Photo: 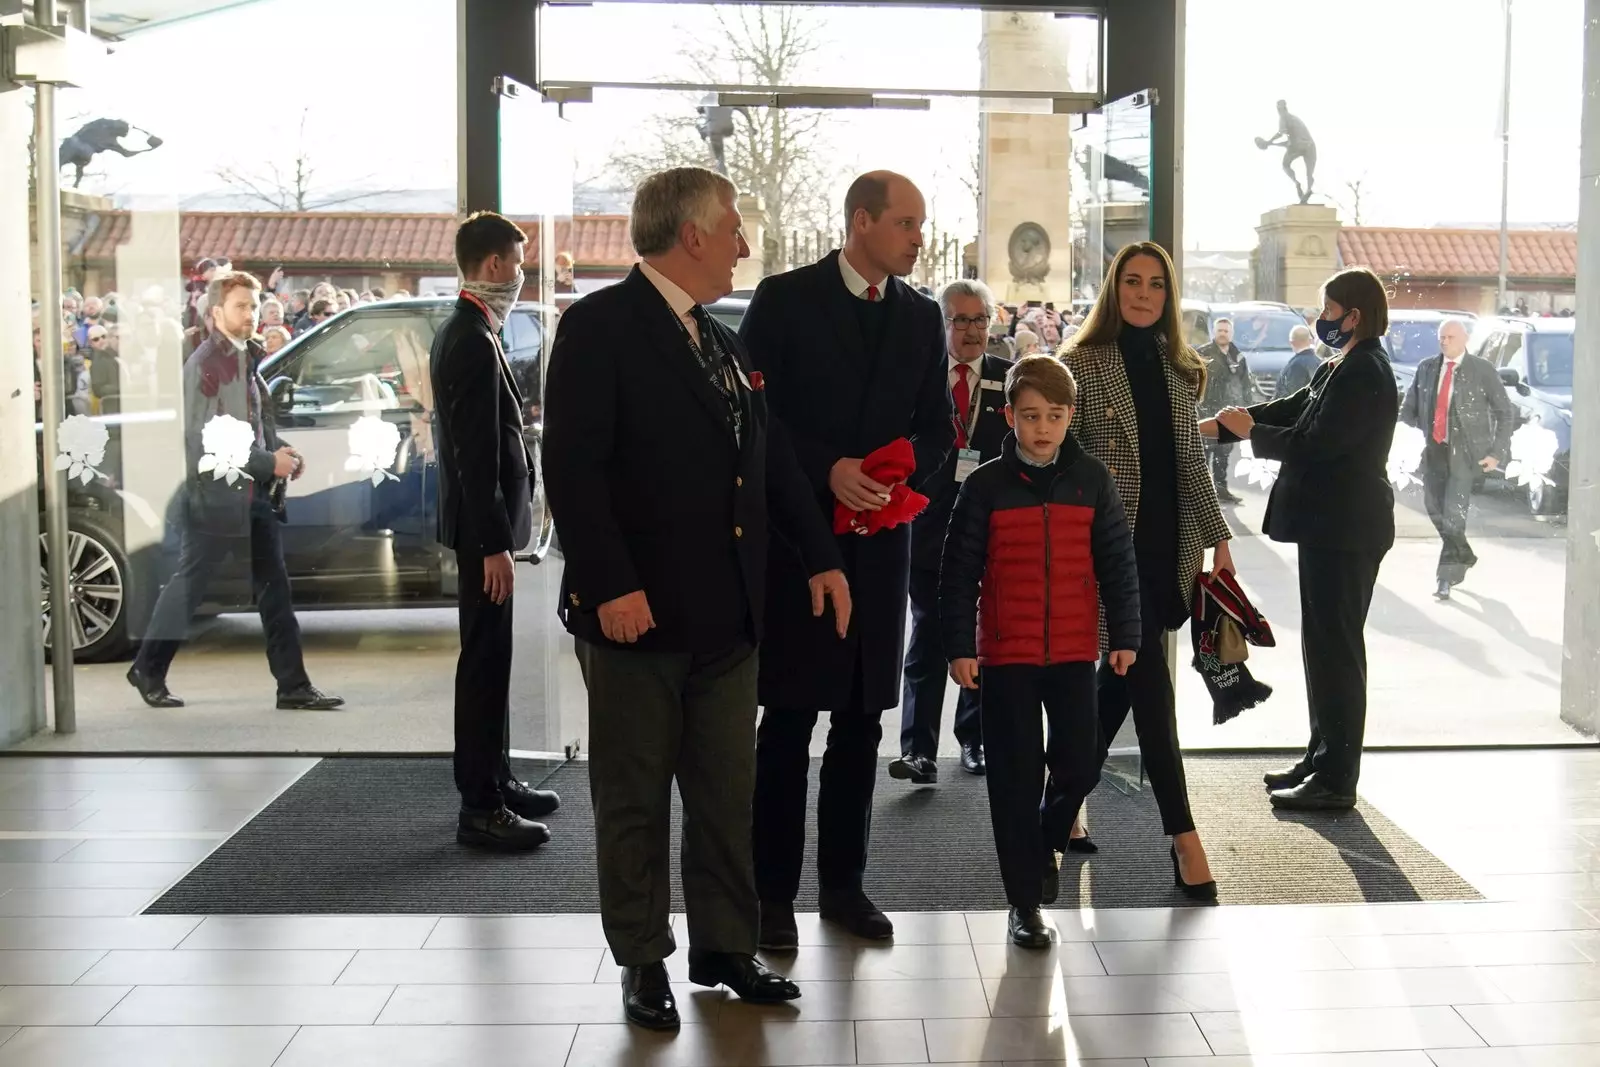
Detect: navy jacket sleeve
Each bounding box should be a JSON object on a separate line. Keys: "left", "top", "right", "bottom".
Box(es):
{"left": 1250, "top": 353, "right": 1391, "bottom": 466}
{"left": 540, "top": 301, "right": 641, "bottom": 605}
{"left": 766, "top": 413, "right": 845, "bottom": 577}
{"left": 437, "top": 328, "right": 514, "bottom": 555}
{"left": 938, "top": 468, "right": 991, "bottom": 662}
{"left": 1090, "top": 462, "right": 1142, "bottom": 652}
{"left": 907, "top": 300, "right": 957, "bottom": 493}
{"left": 740, "top": 278, "right": 843, "bottom": 493}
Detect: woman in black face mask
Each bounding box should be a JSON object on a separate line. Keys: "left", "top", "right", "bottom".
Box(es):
{"left": 1203, "top": 267, "right": 1398, "bottom": 812}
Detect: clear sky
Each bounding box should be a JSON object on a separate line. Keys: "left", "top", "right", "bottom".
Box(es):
{"left": 62, "top": 0, "right": 1583, "bottom": 254}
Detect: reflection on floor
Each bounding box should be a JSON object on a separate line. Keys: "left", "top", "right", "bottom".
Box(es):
{"left": 0, "top": 748, "right": 1593, "bottom": 1065}
{"left": 16, "top": 477, "right": 1592, "bottom": 754}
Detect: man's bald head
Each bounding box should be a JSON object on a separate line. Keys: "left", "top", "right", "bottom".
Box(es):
{"left": 842, "top": 170, "right": 926, "bottom": 281}
{"left": 844, "top": 170, "right": 915, "bottom": 230}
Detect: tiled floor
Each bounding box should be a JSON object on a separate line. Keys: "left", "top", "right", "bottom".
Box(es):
{"left": 0, "top": 749, "right": 1593, "bottom": 1066}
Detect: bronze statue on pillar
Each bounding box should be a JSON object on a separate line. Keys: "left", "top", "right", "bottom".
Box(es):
{"left": 695, "top": 95, "right": 743, "bottom": 177}
{"left": 1255, "top": 100, "right": 1317, "bottom": 204}
{"left": 58, "top": 119, "right": 163, "bottom": 189}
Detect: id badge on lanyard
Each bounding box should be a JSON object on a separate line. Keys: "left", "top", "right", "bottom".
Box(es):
{"left": 954, "top": 448, "right": 981, "bottom": 483}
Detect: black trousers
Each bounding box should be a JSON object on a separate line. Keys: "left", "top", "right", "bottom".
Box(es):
{"left": 134, "top": 499, "right": 309, "bottom": 692}
{"left": 981, "top": 661, "right": 1097, "bottom": 908}
{"left": 453, "top": 549, "right": 515, "bottom": 811}
{"left": 1422, "top": 442, "right": 1478, "bottom": 584}
{"left": 900, "top": 566, "right": 981, "bottom": 758}
{"left": 753, "top": 660, "right": 881, "bottom": 901}
{"left": 1296, "top": 545, "right": 1385, "bottom": 792}
{"left": 1207, "top": 441, "right": 1235, "bottom": 489}
{"left": 578, "top": 639, "right": 760, "bottom": 967}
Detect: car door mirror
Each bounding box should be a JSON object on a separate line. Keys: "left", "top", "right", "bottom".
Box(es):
{"left": 1498, "top": 367, "right": 1520, "bottom": 388}
{"left": 267, "top": 375, "right": 295, "bottom": 415}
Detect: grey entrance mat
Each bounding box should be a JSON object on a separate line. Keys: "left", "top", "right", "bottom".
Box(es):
{"left": 145, "top": 755, "right": 1478, "bottom": 914}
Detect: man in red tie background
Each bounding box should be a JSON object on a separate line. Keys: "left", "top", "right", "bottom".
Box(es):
{"left": 892, "top": 280, "right": 1014, "bottom": 785}
{"left": 1400, "top": 318, "right": 1516, "bottom": 600}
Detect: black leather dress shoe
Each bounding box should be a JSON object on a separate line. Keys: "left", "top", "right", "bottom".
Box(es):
{"left": 622, "top": 961, "right": 679, "bottom": 1029}
{"left": 1434, "top": 578, "right": 1452, "bottom": 600}
{"left": 1008, "top": 906, "right": 1052, "bottom": 948}
{"left": 888, "top": 754, "right": 938, "bottom": 784}
{"left": 758, "top": 901, "right": 799, "bottom": 951}
{"left": 502, "top": 779, "right": 561, "bottom": 819}
{"left": 688, "top": 951, "right": 801, "bottom": 1002}
{"left": 127, "top": 665, "right": 183, "bottom": 708}
{"left": 276, "top": 684, "right": 345, "bottom": 710}
{"left": 1269, "top": 774, "right": 1357, "bottom": 812}
{"left": 456, "top": 806, "right": 550, "bottom": 851}
{"left": 1263, "top": 763, "right": 1312, "bottom": 792}
{"left": 819, "top": 888, "right": 893, "bottom": 939}
{"left": 960, "top": 743, "right": 986, "bottom": 776}
{"left": 1041, "top": 851, "right": 1060, "bottom": 906}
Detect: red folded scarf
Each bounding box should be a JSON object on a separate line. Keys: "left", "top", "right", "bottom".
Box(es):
{"left": 832, "top": 437, "right": 929, "bottom": 536}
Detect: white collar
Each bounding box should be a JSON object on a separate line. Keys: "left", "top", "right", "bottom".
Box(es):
{"left": 949, "top": 353, "right": 981, "bottom": 375}
{"left": 838, "top": 251, "right": 886, "bottom": 300}
{"left": 640, "top": 260, "right": 697, "bottom": 321}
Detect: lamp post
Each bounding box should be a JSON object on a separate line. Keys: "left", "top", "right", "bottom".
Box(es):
{"left": 1497, "top": 0, "right": 1513, "bottom": 312}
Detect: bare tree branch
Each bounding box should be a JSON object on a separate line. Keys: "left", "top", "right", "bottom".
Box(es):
{"left": 213, "top": 108, "right": 405, "bottom": 212}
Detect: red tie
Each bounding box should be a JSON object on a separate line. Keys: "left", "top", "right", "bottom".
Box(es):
{"left": 1433, "top": 360, "right": 1455, "bottom": 444}
{"left": 952, "top": 364, "right": 971, "bottom": 449}
{"left": 866, "top": 285, "right": 879, "bottom": 302}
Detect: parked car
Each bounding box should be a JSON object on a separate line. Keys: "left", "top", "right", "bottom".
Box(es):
{"left": 1182, "top": 300, "right": 1306, "bottom": 400}
{"left": 1467, "top": 315, "right": 1575, "bottom": 516}
{"left": 37, "top": 298, "right": 554, "bottom": 662}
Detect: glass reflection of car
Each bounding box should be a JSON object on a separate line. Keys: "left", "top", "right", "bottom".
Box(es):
{"left": 1384, "top": 309, "right": 1472, "bottom": 401}
{"left": 1182, "top": 300, "right": 1306, "bottom": 400}
{"left": 37, "top": 297, "right": 553, "bottom": 662}
{"left": 1468, "top": 315, "right": 1575, "bottom": 516}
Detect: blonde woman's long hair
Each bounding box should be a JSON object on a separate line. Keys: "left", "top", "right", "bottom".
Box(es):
{"left": 1067, "top": 241, "right": 1207, "bottom": 394}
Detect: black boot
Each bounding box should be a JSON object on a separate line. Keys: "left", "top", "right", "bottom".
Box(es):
{"left": 456, "top": 806, "right": 550, "bottom": 852}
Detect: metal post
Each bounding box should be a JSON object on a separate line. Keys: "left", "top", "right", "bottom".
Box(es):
{"left": 1497, "top": 0, "right": 1513, "bottom": 311}
{"left": 32, "top": 0, "right": 75, "bottom": 732}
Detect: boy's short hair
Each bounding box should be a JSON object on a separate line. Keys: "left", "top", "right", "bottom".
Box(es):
{"left": 1005, "top": 354, "right": 1077, "bottom": 408}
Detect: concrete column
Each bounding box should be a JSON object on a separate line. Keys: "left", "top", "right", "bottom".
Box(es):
{"left": 0, "top": 87, "right": 48, "bottom": 746}
{"left": 1253, "top": 204, "right": 1340, "bottom": 307}
{"left": 1560, "top": 0, "right": 1600, "bottom": 737}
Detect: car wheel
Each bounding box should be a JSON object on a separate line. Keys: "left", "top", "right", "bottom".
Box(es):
{"left": 1527, "top": 476, "right": 1564, "bottom": 517}
{"left": 40, "top": 515, "right": 132, "bottom": 663}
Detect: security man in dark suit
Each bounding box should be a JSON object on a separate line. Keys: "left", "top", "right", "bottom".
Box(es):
{"left": 543, "top": 167, "right": 851, "bottom": 1031}
{"left": 1196, "top": 317, "right": 1254, "bottom": 503}
{"left": 891, "top": 278, "right": 1012, "bottom": 785}
{"left": 739, "top": 171, "right": 955, "bottom": 949}
{"left": 1400, "top": 317, "right": 1515, "bottom": 599}
{"left": 430, "top": 212, "right": 560, "bottom": 853}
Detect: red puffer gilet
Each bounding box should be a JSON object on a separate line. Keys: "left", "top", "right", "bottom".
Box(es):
{"left": 939, "top": 433, "right": 1142, "bottom": 667}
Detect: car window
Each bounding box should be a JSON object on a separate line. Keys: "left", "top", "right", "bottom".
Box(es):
{"left": 1500, "top": 331, "right": 1523, "bottom": 369}
{"left": 1183, "top": 309, "right": 1210, "bottom": 348}
{"left": 706, "top": 304, "right": 744, "bottom": 332}
{"left": 1477, "top": 332, "right": 1504, "bottom": 367}
{"left": 1224, "top": 310, "right": 1302, "bottom": 352}
{"left": 1528, "top": 334, "right": 1573, "bottom": 388}
{"left": 506, "top": 310, "right": 543, "bottom": 355}
{"left": 1383, "top": 321, "right": 1442, "bottom": 365}
{"left": 294, "top": 312, "right": 441, "bottom": 413}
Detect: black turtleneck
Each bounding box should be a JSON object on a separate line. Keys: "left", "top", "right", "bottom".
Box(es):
{"left": 1119, "top": 323, "right": 1182, "bottom": 622}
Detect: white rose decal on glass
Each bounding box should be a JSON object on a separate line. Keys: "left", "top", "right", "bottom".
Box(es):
{"left": 1504, "top": 422, "right": 1560, "bottom": 491}
{"left": 346, "top": 415, "right": 401, "bottom": 486}
{"left": 1387, "top": 422, "right": 1425, "bottom": 491}
{"left": 1232, "top": 440, "right": 1280, "bottom": 491}
{"left": 197, "top": 413, "right": 256, "bottom": 485}
{"left": 54, "top": 414, "right": 109, "bottom": 485}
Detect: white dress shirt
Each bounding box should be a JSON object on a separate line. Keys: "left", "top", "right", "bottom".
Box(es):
{"left": 640, "top": 260, "right": 700, "bottom": 346}
{"left": 838, "top": 252, "right": 886, "bottom": 301}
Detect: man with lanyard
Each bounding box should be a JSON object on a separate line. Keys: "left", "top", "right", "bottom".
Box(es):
{"left": 892, "top": 279, "right": 1013, "bottom": 784}
{"left": 430, "top": 211, "right": 560, "bottom": 852}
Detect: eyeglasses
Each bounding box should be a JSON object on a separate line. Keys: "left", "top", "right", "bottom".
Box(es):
{"left": 89, "top": 334, "right": 109, "bottom": 343}
{"left": 946, "top": 315, "right": 990, "bottom": 331}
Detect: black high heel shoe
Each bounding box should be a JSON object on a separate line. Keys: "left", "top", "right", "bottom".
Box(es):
{"left": 1066, "top": 835, "right": 1098, "bottom": 854}
{"left": 1170, "top": 845, "right": 1218, "bottom": 902}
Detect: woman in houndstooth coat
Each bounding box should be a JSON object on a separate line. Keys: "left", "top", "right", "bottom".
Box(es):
{"left": 1055, "top": 242, "right": 1234, "bottom": 901}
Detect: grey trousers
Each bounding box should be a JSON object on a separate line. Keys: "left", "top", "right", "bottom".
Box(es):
{"left": 577, "top": 638, "right": 760, "bottom": 967}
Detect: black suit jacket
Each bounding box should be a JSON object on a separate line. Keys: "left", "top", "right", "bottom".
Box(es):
{"left": 542, "top": 266, "right": 842, "bottom": 654}
{"left": 1246, "top": 337, "right": 1398, "bottom": 554}
{"left": 1400, "top": 353, "right": 1515, "bottom": 465}
{"left": 738, "top": 250, "right": 955, "bottom": 711}
{"left": 911, "top": 351, "right": 1013, "bottom": 573}
{"left": 430, "top": 297, "right": 533, "bottom": 557}
{"left": 1277, "top": 347, "right": 1321, "bottom": 398}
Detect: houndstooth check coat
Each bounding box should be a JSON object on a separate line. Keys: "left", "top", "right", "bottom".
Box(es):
{"left": 1062, "top": 336, "right": 1233, "bottom": 650}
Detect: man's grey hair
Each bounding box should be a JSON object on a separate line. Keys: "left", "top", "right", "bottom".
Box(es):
{"left": 939, "top": 279, "right": 996, "bottom": 319}
{"left": 1289, "top": 324, "right": 1314, "bottom": 347}
{"left": 631, "top": 167, "right": 737, "bottom": 258}
{"left": 1212, "top": 317, "right": 1233, "bottom": 329}
{"left": 1437, "top": 317, "right": 1472, "bottom": 337}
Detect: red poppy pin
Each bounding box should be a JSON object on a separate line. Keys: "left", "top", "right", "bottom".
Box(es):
{"left": 748, "top": 371, "right": 765, "bottom": 392}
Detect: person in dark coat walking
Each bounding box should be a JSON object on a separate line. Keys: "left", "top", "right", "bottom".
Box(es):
{"left": 429, "top": 212, "right": 561, "bottom": 854}
{"left": 1196, "top": 318, "right": 1254, "bottom": 503}
{"left": 1399, "top": 318, "right": 1515, "bottom": 599}
{"left": 891, "top": 278, "right": 1012, "bottom": 786}
{"left": 544, "top": 168, "right": 851, "bottom": 1030}
{"left": 740, "top": 171, "right": 955, "bottom": 949}
{"left": 1277, "top": 324, "right": 1322, "bottom": 398}
{"left": 1209, "top": 267, "right": 1398, "bottom": 811}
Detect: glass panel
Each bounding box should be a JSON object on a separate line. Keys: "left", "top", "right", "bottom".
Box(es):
{"left": 540, "top": 3, "right": 1100, "bottom": 100}
{"left": 1181, "top": 0, "right": 1587, "bottom": 748}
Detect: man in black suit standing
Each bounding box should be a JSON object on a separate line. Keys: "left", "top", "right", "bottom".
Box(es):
{"left": 1400, "top": 317, "right": 1515, "bottom": 600}
{"left": 740, "top": 171, "right": 955, "bottom": 948}
{"left": 543, "top": 167, "right": 851, "bottom": 1030}
{"left": 1196, "top": 318, "right": 1254, "bottom": 503}
{"left": 891, "top": 279, "right": 1012, "bottom": 785}
{"left": 430, "top": 212, "right": 560, "bottom": 853}
{"left": 1277, "top": 324, "right": 1322, "bottom": 397}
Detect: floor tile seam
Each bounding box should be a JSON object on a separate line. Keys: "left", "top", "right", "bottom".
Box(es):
{"left": 267, "top": 1024, "right": 304, "bottom": 1067}
{"left": 66, "top": 949, "right": 109, "bottom": 984}
{"left": 1446, "top": 1001, "right": 1494, "bottom": 1049}
{"left": 91, "top": 985, "right": 136, "bottom": 1025}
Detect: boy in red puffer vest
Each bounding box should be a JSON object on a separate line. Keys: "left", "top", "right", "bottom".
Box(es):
{"left": 939, "top": 355, "right": 1141, "bottom": 948}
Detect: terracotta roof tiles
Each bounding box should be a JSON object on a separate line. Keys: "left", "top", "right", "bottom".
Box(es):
{"left": 1338, "top": 227, "right": 1576, "bottom": 281}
